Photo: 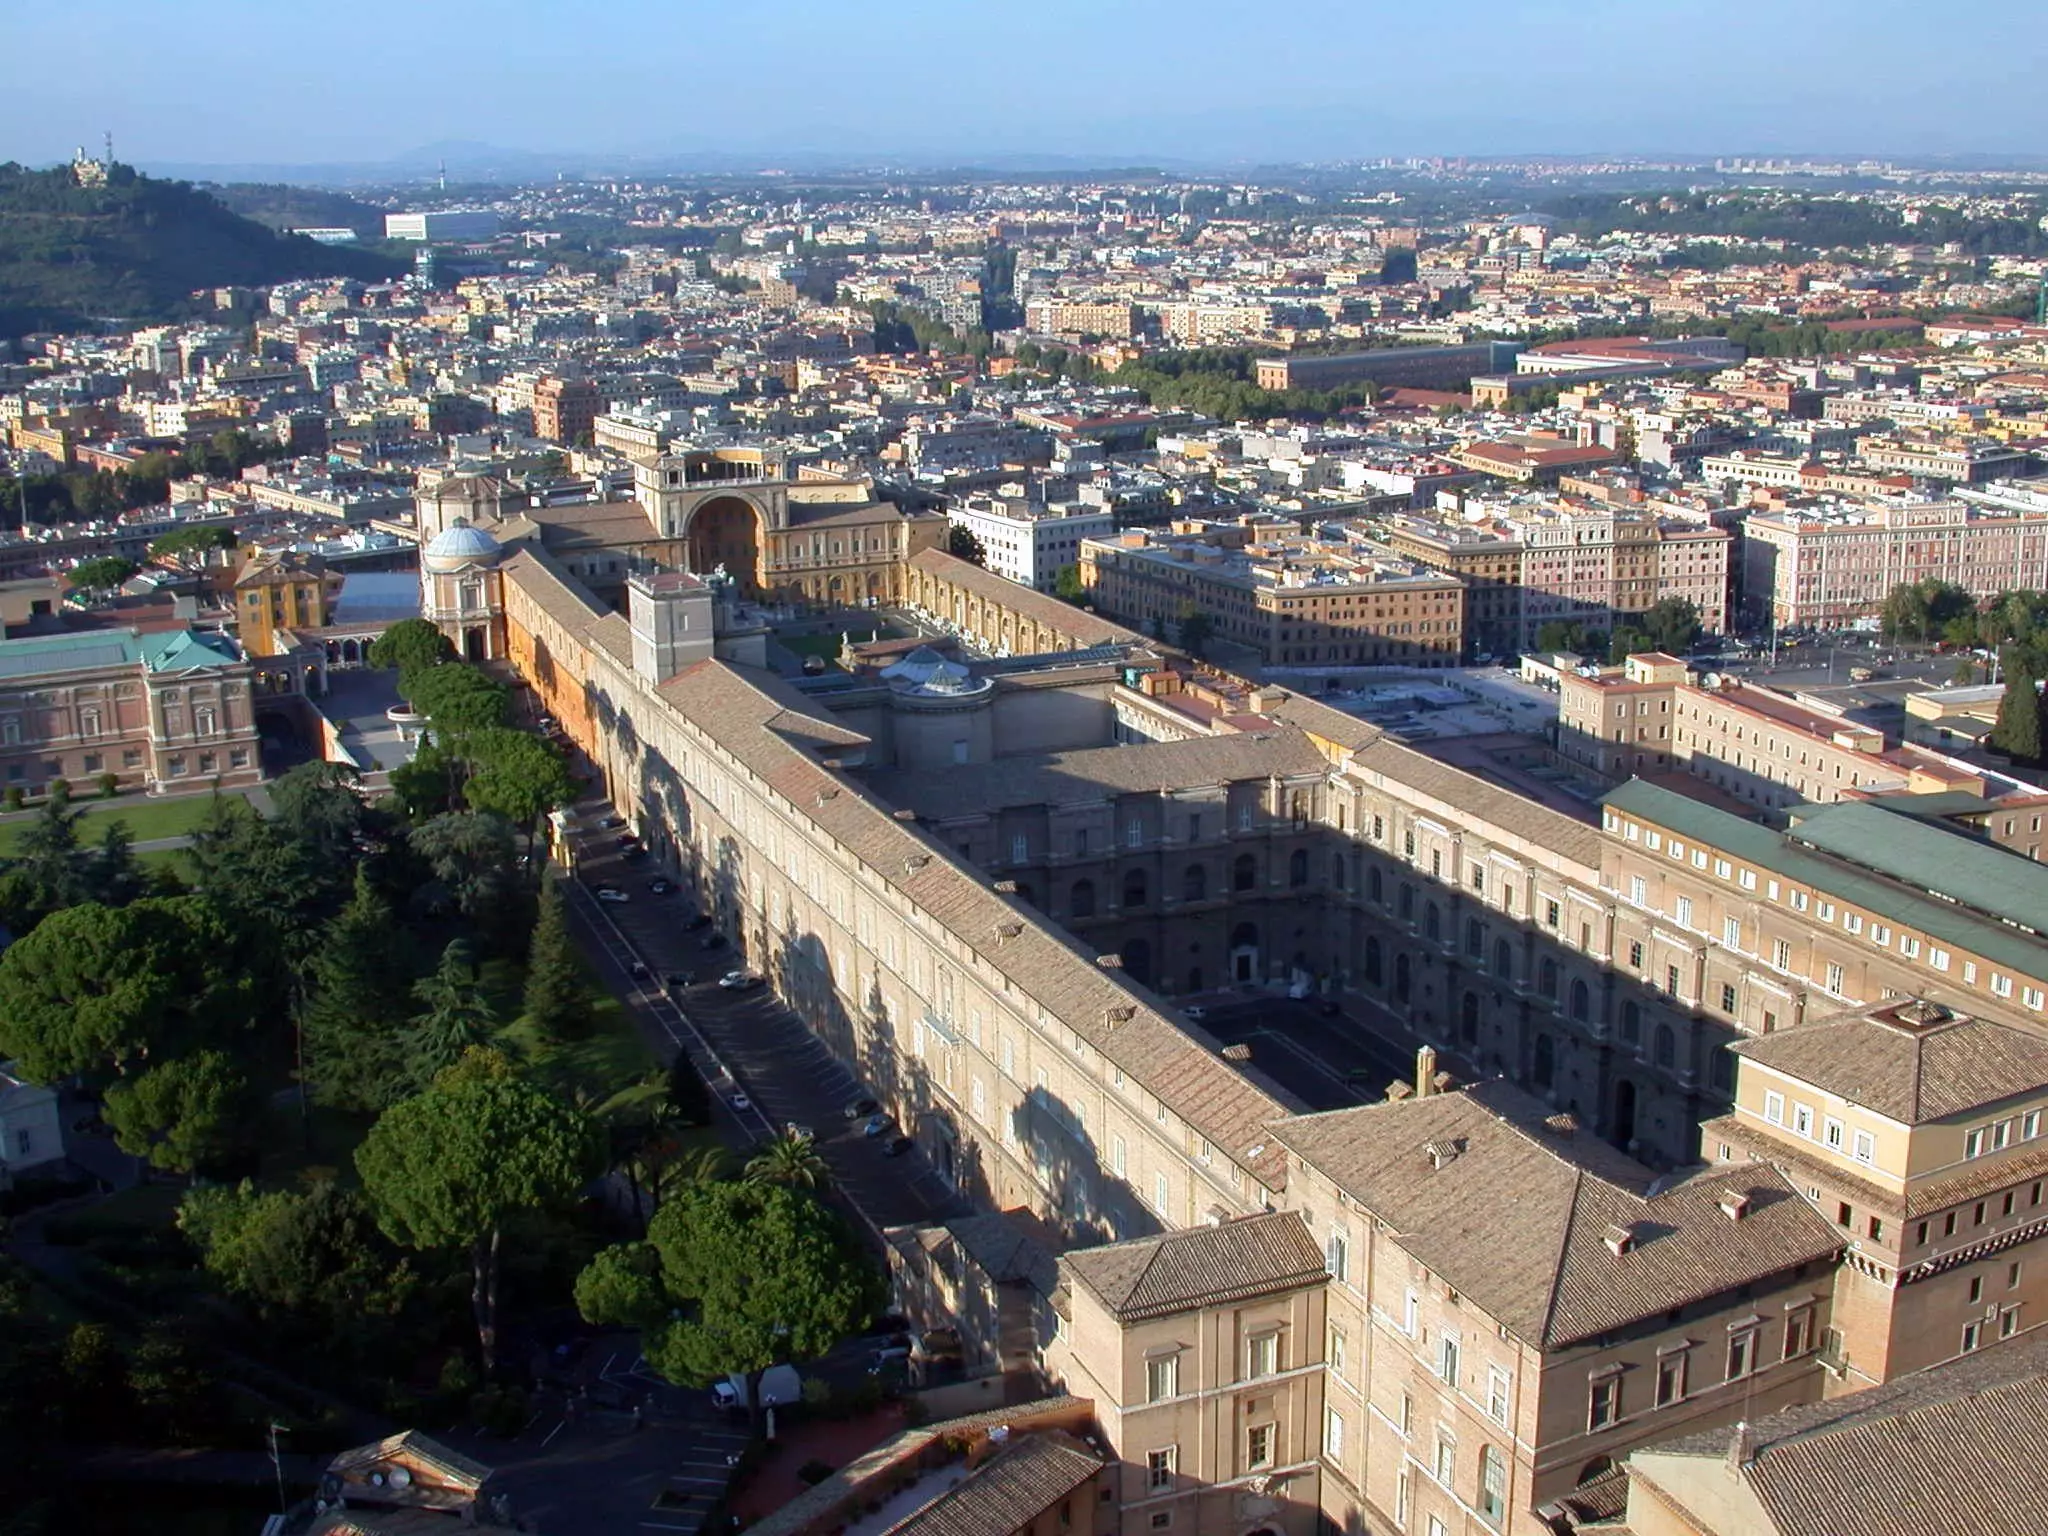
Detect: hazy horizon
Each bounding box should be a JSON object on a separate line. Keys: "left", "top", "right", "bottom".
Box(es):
{"left": 7, "top": 0, "right": 2047, "bottom": 173}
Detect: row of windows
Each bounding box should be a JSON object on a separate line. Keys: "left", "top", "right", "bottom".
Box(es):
{"left": 1588, "top": 1308, "right": 1815, "bottom": 1431}
{"left": 1762, "top": 1091, "right": 1878, "bottom": 1164}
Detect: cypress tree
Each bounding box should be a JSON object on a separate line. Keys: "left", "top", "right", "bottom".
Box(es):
{"left": 521, "top": 875, "right": 593, "bottom": 1042}
{"left": 300, "top": 868, "right": 414, "bottom": 1111}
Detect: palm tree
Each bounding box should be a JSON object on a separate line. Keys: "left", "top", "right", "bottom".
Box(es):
{"left": 745, "top": 1129, "right": 828, "bottom": 1191}
{"left": 638, "top": 1140, "right": 732, "bottom": 1212}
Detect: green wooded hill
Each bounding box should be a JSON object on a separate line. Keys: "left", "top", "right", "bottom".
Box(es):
{"left": 210, "top": 181, "right": 393, "bottom": 241}
{"left": 0, "top": 161, "right": 408, "bottom": 337}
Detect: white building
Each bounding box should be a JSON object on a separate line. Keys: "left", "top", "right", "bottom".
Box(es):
{"left": 0, "top": 1068, "right": 63, "bottom": 1188}
{"left": 947, "top": 499, "right": 1114, "bottom": 593}
{"left": 383, "top": 210, "right": 502, "bottom": 242}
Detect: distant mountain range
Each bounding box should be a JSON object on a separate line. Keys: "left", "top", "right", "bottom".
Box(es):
{"left": 0, "top": 162, "right": 407, "bottom": 337}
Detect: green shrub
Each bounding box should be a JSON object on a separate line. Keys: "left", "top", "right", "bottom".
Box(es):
{"left": 98, "top": 772, "right": 120, "bottom": 798}
{"left": 47, "top": 777, "right": 69, "bottom": 807}
{"left": 5, "top": 787, "right": 24, "bottom": 812}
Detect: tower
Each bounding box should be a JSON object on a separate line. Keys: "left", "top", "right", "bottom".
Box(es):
{"left": 628, "top": 570, "right": 714, "bottom": 686}
{"left": 419, "top": 520, "right": 506, "bottom": 663}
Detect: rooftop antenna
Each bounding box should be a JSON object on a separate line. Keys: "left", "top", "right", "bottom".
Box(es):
{"left": 103, "top": 130, "right": 113, "bottom": 166}
{"left": 438, "top": 157, "right": 447, "bottom": 192}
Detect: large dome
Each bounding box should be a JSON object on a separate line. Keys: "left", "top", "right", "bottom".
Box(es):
{"left": 422, "top": 518, "right": 503, "bottom": 572}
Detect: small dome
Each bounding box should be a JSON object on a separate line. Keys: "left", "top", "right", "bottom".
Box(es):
{"left": 422, "top": 518, "right": 502, "bottom": 571}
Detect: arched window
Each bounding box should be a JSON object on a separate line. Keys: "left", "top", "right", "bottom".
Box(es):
{"left": 1368, "top": 866, "right": 1384, "bottom": 903}
{"left": 1494, "top": 939, "right": 1514, "bottom": 979}
{"left": 1569, "top": 978, "right": 1590, "bottom": 1021}
{"left": 1182, "top": 864, "right": 1207, "bottom": 903}
{"left": 1365, "top": 937, "right": 1383, "bottom": 986}
{"left": 1461, "top": 991, "right": 1480, "bottom": 1044}
{"left": 1122, "top": 869, "right": 1148, "bottom": 909}
{"left": 1233, "top": 854, "right": 1257, "bottom": 893}
{"left": 1289, "top": 849, "right": 1309, "bottom": 888}
{"left": 1533, "top": 1034, "right": 1556, "bottom": 1090}
{"left": 1070, "top": 880, "right": 1096, "bottom": 919}
{"left": 1620, "top": 1001, "right": 1641, "bottom": 1045}
{"left": 1394, "top": 953, "right": 1412, "bottom": 1004}
{"left": 1653, "top": 1025, "right": 1677, "bottom": 1070}
{"left": 1332, "top": 854, "right": 1348, "bottom": 891}
{"left": 1466, "top": 919, "right": 1484, "bottom": 957}
{"left": 1424, "top": 903, "right": 1441, "bottom": 941}
{"left": 1539, "top": 959, "right": 1559, "bottom": 999}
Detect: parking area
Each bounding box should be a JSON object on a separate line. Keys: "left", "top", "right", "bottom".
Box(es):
{"left": 560, "top": 809, "right": 969, "bottom": 1243}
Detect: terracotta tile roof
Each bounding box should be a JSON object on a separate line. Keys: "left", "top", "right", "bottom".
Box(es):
{"left": 908, "top": 547, "right": 1146, "bottom": 649}
{"left": 1732, "top": 1003, "right": 2048, "bottom": 1124}
{"left": 1271, "top": 1081, "right": 1838, "bottom": 1347}
{"left": 1060, "top": 1210, "right": 1327, "bottom": 1322}
{"left": 887, "top": 1430, "right": 1105, "bottom": 1536}
{"left": 1636, "top": 1329, "right": 2048, "bottom": 1536}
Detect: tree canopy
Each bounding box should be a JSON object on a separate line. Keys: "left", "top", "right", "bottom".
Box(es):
{"left": 356, "top": 1049, "right": 598, "bottom": 1369}
{"left": 574, "top": 1179, "right": 878, "bottom": 1398}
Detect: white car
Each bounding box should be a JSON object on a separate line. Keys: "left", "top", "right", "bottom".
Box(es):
{"left": 718, "top": 970, "right": 764, "bottom": 991}
{"left": 1183, "top": 1005, "right": 1208, "bottom": 1021}
{"left": 729, "top": 1091, "right": 751, "bottom": 1112}
{"left": 594, "top": 887, "right": 630, "bottom": 904}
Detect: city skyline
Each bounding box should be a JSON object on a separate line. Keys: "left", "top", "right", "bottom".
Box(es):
{"left": 7, "top": 0, "right": 2048, "bottom": 171}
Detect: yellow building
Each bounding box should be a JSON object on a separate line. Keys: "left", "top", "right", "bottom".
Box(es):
{"left": 234, "top": 549, "right": 342, "bottom": 658}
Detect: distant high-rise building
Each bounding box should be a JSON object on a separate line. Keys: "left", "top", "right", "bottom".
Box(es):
{"left": 532, "top": 376, "right": 603, "bottom": 446}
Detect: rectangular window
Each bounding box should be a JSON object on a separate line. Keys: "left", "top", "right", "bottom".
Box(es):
{"left": 1434, "top": 1435, "right": 1455, "bottom": 1484}
{"left": 1111, "top": 1134, "right": 1126, "bottom": 1177}
{"left": 1326, "top": 1230, "right": 1349, "bottom": 1283}
{"left": 1824, "top": 1117, "right": 1844, "bottom": 1150}
{"left": 1793, "top": 1104, "right": 1814, "bottom": 1137}
{"left": 1772, "top": 938, "right": 1792, "bottom": 970}
{"left": 1721, "top": 983, "right": 1739, "bottom": 1014}
{"left": 1825, "top": 962, "right": 1845, "bottom": 995}
{"left": 1930, "top": 947, "right": 1951, "bottom": 971}
{"left": 1328, "top": 1326, "right": 1347, "bottom": 1380}
{"left": 1146, "top": 1355, "right": 1179, "bottom": 1402}
{"left": 1727, "top": 1330, "right": 1757, "bottom": 1381}
{"left": 1245, "top": 1424, "right": 1273, "bottom": 1470}
{"left": 1962, "top": 1322, "right": 1982, "bottom": 1354}
{"left": 1588, "top": 1376, "right": 1620, "bottom": 1429}
{"left": 1146, "top": 1447, "right": 1176, "bottom": 1490}
{"left": 1487, "top": 1367, "right": 1511, "bottom": 1424}
{"left": 1784, "top": 1308, "right": 1813, "bottom": 1358}
{"left": 1153, "top": 1172, "right": 1170, "bottom": 1215}
{"left": 1764, "top": 1091, "right": 1785, "bottom": 1125}
{"left": 1438, "top": 1330, "right": 1460, "bottom": 1385}
{"left": 1245, "top": 1332, "right": 1279, "bottom": 1380}
{"left": 1323, "top": 1408, "right": 1345, "bottom": 1461}
{"left": 1966, "top": 1128, "right": 1985, "bottom": 1159}
{"left": 1853, "top": 1129, "right": 1875, "bottom": 1163}
{"left": 2026, "top": 1111, "right": 2041, "bottom": 1141}
{"left": 1674, "top": 896, "right": 1694, "bottom": 928}
{"left": 1403, "top": 1291, "right": 1419, "bottom": 1337}
{"left": 1629, "top": 875, "right": 1648, "bottom": 905}
{"left": 1655, "top": 1351, "right": 1688, "bottom": 1406}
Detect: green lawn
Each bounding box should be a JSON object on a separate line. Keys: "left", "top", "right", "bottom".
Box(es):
{"left": 527, "top": 990, "right": 659, "bottom": 1099}
{"left": 43, "top": 1182, "right": 187, "bottom": 1244}
{"left": 0, "top": 790, "right": 252, "bottom": 851}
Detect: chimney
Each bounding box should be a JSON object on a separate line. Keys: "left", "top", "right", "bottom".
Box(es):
{"left": 1726, "top": 1419, "right": 1756, "bottom": 1476}
{"left": 1718, "top": 1189, "right": 1751, "bottom": 1221}
{"left": 1414, "top": 1044, "right": 1438, "bottom": 1100}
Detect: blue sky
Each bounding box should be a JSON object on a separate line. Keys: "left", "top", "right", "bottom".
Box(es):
{"left": 6, "top": 0, "right": 2046, "bottom": 168}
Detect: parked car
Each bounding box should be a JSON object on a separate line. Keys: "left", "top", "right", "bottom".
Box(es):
{"left": 881, "top": 1136, "right": 914, "bottom": 1158}
{"left": 719, "top": 970, "right": 763, "bottom": 991}
{"left": 596, "top": 814, "right": 624, "bottom": 830}
{"left": 867, "top": 1345, "right": 910, "bottom": 1375}
{"left": 1182, "top": 1005, "right": 1208, "bottom": 1021}
{"left": 627, "top": 960, "right": 650, "bottom": 981}
{"left": 862, "top": 1113, "right": 895, "bottom": 1138}
{"left": 784, "top": 1122, "right": 814, "bottom": 1141}
{"left": 842, "top": 1096, "right": 880, "bottom": 1120}
{"left": 648, "top": 876, "right": 675, "bottom": 895}
{"left": 664, "top": 971, "right": 695, "bottom": 990}
{"left": 728, "top": 1091, "right": 751, "bottom": 1112}
{"left": 594, "top": 886, "right": 629, "bottom": 904}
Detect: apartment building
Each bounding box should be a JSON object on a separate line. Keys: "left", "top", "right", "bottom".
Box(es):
{"left": 1556, "top": 655, "right": 1990, "bottom": 813}
{"left": 949, "top": 498, "right": 1115, "bottom": 593}
{"left": 532, "top": 375, "right": 603, "bottom": 445}
{"left": 1707, "top": 997, "right": 2048, "bottom": 1391}
{"left": 1025, "top": 298, "right": 1138, "bottom": 341}
{"left": 1854, "top": 435, "right": 2034, "bottom": 484}
{"left": 234, "top": 548, "right": 342, "bottom": 657}
{"left": 1741, "top": 498, "right": 2048, "bottom": 630}
{"left": 1621, "top": 1330, "right": 2048, "bottom": 1536}
{"left": 1375, "top": 515, "right": 1525, "bottom": 659}
{"left": 1277, "top": 1081, "right": 1837, "bottom": 1536}
{"left": 1252, "top": 343, "right": 1510, "bottom": 394}
{"left": 1081, "top": 528, "right": 1465, "bottom": 667}
{"left": 1049, "top": 1214, "right": 1331, "bottom": 1536}
{"left": 1599, "top": 782, "right": 2048, "bottom": 1063}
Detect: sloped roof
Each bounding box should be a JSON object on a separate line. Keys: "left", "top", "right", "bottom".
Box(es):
{"left": 1731, "top": 1002, "right": 2048, "bottom": 1123}
{"left": 1639, "top": 1329, "right": 2048, "bottom": 1536}
{"left": 1060, "top": 1210, "right": 1326, "bottom": 1322}
{"left": 888, "top": 1431, "right": 1105, "bottom": 1536}
{"left": 1270, "top": 1080, "right": 1838, "bottom": 1347}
